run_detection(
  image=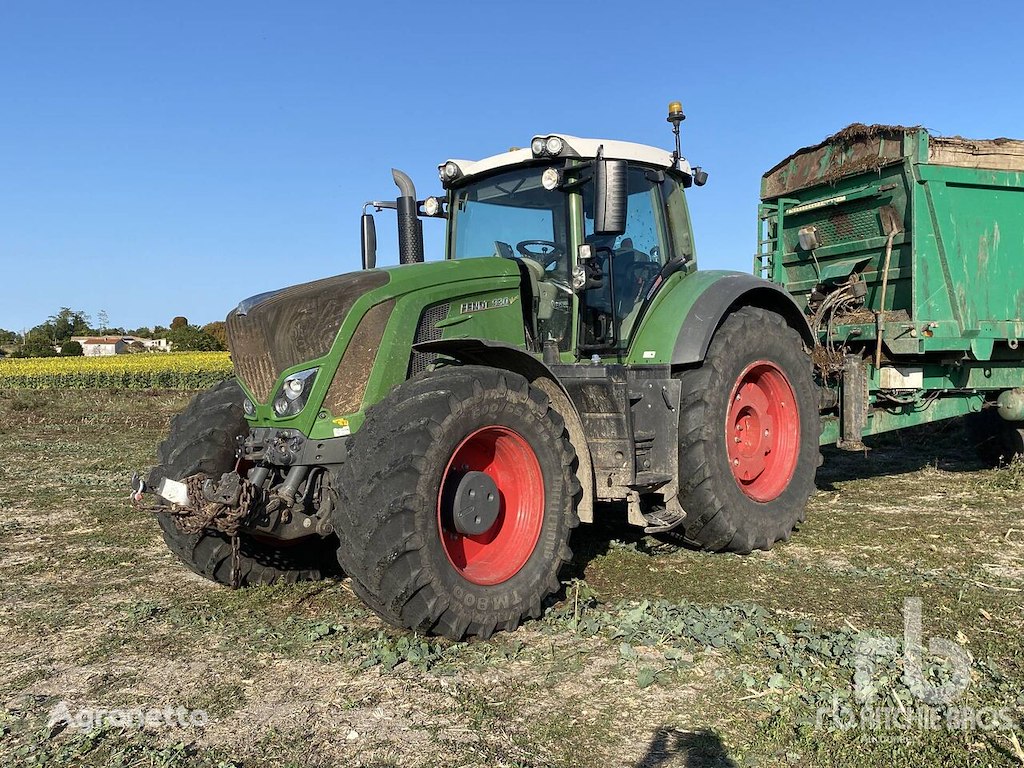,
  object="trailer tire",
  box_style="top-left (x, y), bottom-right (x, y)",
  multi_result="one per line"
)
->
top-left (671, 307), bottom-right (820, 553)
top-left (332, 366), bottom-right (580, 640)
top-left (965, 409), bottom-right (1024, 467)
top-left (148, 379), bottom-right (337, 586)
